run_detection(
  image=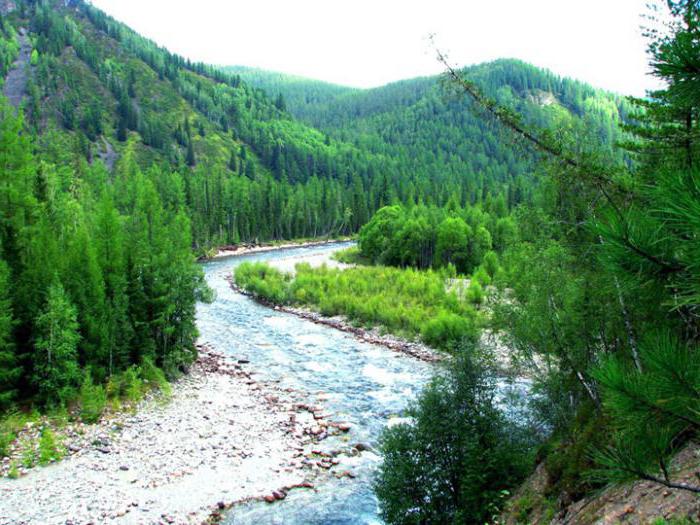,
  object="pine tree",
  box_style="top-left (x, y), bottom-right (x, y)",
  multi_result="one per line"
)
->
top-left (274, 93), bottom-right (286, 112)
top-left (186, 137), bottom-right (196, 167)
top-left (0, 257), bottom-right (20, 410)
top-left (32, 279), bottom-right (82, 406)
top-left (228, 149), bottom-right (237, 172)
